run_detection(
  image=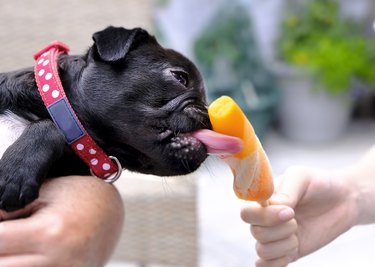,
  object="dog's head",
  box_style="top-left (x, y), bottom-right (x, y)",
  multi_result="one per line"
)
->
top-left (75, 26), bottom-right (211, 176)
